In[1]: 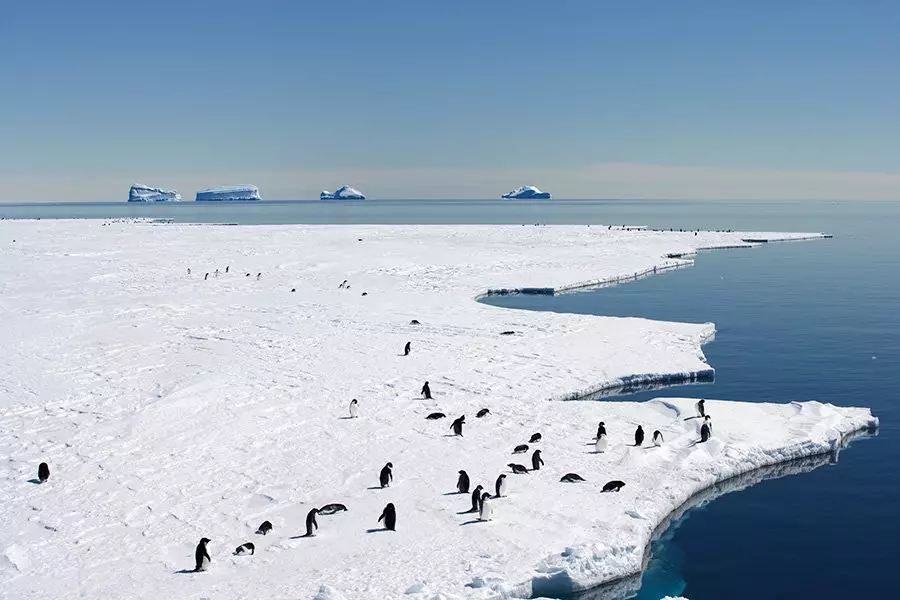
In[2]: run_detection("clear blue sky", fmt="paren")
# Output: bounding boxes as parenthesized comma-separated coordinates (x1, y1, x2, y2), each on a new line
(2, 0, 898, 201)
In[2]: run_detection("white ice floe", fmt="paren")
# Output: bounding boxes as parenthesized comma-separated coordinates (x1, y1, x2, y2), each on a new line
(127, 183, 182, 203)
(321, 185, 367, 200)
(0, 222, 875, 600)
(195, 185, 261, 201)
(502, 185, 552, 199)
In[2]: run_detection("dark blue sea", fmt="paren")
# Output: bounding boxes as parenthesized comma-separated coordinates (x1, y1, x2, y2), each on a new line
(3, 199, 897, 599)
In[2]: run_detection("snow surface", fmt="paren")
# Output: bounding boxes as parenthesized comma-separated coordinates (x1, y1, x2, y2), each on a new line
(195, 185, 261, 201)
(502, 185, 552, 199)
(321, 185, 367, 200)
(0, 221, 876, 600)
(127, 183, 182, 203)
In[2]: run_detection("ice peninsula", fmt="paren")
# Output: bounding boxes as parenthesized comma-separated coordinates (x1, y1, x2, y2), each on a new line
(195, 185, 261, 202)
(127, 183, 182, 203)
(321, 185, 367, 200)
(502, 185, 552, 199)
(0, 221, 876, 600)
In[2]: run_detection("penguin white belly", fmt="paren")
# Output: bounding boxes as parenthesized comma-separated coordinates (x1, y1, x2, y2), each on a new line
(349, 403, 358, 418)
(595, 434, 608, 453)
(197, 555, 210, 571)
(498, 479, 508, 497)
(480, 499, 493, 521)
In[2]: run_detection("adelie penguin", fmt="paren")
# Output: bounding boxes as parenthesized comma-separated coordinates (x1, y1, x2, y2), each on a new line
(696, 399, 706, 418)
(255, 520, 272, 535)
(512, 444, 529, 454)
(450, 415, 465, 436)
(403, 341, 411, 356)
(703, 415, 713, 433)
(319, 503, 348, 515)
(194, 538, 211, 572)
(233, 542, 255, 556)
(699, 422, 711, 443)
(378, 503, 396, 531)
(38, 462, 50, 483)
(380, 462, 393, 488)
(634, 425, 644, 447)
(349, 399, 359, 419)
(421, 381, 432, 400)
(601, 480, 626, 493)
(476, 408, 490, 418)
(467, 484, 484, 512)
(531, 449, 544, 471)
(652, 430, 664, 446)
(508, 463, 529, 475)
(529, 433, 542, 443)
(479, 493, 494, 521)
(303, 508, 319, 537)
(457, 470, 470, 494)
(560, 473, 586, 483)
(596, 421, 607, 440)
(595, 432, 608, 453)
(426, 412, 446, 420)
(495, 474, 508, 498)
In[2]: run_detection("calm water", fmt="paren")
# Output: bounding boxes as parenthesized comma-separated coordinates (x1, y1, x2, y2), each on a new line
(5, 199, 898, 598)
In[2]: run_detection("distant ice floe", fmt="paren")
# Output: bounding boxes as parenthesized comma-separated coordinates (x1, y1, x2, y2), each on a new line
(502, 185, 552, 199)
(320, 185, 366, 200)
(127, 183, 182, 203)
(195, 185, 261, 202)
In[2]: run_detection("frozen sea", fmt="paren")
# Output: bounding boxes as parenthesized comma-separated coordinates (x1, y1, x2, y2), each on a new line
(2, 199, 897, 599)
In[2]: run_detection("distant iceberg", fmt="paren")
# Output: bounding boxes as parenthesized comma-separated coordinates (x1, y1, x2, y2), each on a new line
(320, 185, 366, 200)
(502, 185, 552, 199)
(195, 185, 261, 202)
(128, 183, 182, 203)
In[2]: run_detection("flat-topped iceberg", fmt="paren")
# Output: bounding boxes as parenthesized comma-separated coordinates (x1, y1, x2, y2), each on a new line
(502, 185, 552, 199)
(127, 183, 182, 203)
(320, 185, 366, 200)
(195, 185, 261, 202)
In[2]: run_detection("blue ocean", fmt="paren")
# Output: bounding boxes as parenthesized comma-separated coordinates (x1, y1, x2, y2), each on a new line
(2, 199, 897, 599)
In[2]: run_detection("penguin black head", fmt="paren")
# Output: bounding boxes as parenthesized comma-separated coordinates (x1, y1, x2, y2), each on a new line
(458, 469, 466, 474)
(351, 399, 358, 404)
(459, 415, 466, 422)
(533, 449, 541, 455)
(599, 421, 605, 426)
(480, 492, 491, 501)
(385, 462, 393, 469)
(637, 425, 643, 430)
(200, 537, 211, 545)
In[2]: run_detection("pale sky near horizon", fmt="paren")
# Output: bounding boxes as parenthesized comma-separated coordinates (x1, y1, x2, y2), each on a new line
(2, 1, 899, 202)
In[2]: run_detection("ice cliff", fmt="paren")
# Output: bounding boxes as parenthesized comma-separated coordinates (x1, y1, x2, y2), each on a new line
(127, 183, 182, 203)
(195, 185, 261, 202)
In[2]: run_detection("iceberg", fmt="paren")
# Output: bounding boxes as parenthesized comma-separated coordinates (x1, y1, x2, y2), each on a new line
(502, 185, 552, 199)
(195, 185, 261, 202)
(127, 183, 182, 203)
(320, 185, 366, 200)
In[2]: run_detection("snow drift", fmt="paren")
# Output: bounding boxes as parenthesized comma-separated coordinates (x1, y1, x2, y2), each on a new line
(195, 185, 261, 201)
(502, 185, 552, 199)
(128, 183, 182, 203)
(321, 185, 367, 200)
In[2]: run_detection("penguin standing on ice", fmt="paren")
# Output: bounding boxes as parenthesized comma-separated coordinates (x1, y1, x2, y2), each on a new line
(696, 399, 706, 418)
(634, 425, 644, 447)
(495, 474, 508, 498)
(467, 484, 484, 512)
(403, 342, 411, 356)
(187, 268, 191, 275)
(194, 538, 211, 572)
(704, 415, 713, 433)
(304, 508, 319, 537)
(380, 462, 393, 488)
(531, 449, 544, 471)
(450, 415, 465, 436)
(378, 503, 396, 531)
(225, 266, 229, 274)
(699, 421, 711, 443)
(204, 273, 209, 281)
(457, 470, 470, 493)
(596, 421, 607, 439)
(421, 381, 432, 400)
(38, 462, 50, 483)
(595, 432, 608, 453)
(653, 430, 664, 446)
(349, 399, 359, 418)
(479, 493, 494, 521)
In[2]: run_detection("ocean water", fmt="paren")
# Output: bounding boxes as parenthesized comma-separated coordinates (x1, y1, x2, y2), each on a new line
(4, 199, 897, 598)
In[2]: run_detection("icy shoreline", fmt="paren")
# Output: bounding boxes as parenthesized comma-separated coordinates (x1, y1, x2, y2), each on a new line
(0, 222, 877, 600)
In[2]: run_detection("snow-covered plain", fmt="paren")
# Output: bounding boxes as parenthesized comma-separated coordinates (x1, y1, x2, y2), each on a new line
(0, 222, 876, 600)
(321, 185, 367, 200)
(127, 184, 182, 203)
(195, 185, 261, 201)
(502, 185, 552, 199)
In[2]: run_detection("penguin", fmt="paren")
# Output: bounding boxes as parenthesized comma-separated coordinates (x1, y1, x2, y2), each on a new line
(421, 381, 432, 400)
(560, 473, 586, 483)
(467, 484, 484, 513)
(225, 266, 229, 274)
(214, 269, 220, 277)
(450, 415, 465, 436)
(499, 330, 515, 336)
(653, 430, 664, 446)
(246, 273, 250, 277)
(304, 508, 319, 537)
(512, 444, 529, 454)
(601, 480, 626, 492)
(291, 288, 296, 293)
(699, 422, 711, 443)
(403, 341, 411, 356)
(255, 520, 272, 535)
(410, 319, 420, 325)
(361, 292, 367, 296)
(194, 538, 211, 572)
(256, 273, 261, 280)
(339, 279, 347, 288)
(634, 425, 644, 447)
(704, 415, 713, 433)
(457, 470, 470, 494)
(531, 449, 544, 471)
(508, 463, 529, 475)
(379, 462, 393, 488)
(318, 503, 348, 515)
(596, 421, 606, 439)
(204, 273, 209, 281)
(476, 408, 491, 418)
(187, 268, 191, 275)
(529, 433, 542, 443)
(38, 462, 50, 483)
(696, 399, 706, 418)
(233, 542, 255, 555)
(378, 503, 396, 531)
(349, 399, 359, 418)
(495, 474, 508, 498)
(425, 412, 446, 420)
(479, 493, 494, 521)
(595, 432, 608, 453)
